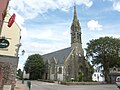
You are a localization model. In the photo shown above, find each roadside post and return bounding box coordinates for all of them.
[27,81,31,90]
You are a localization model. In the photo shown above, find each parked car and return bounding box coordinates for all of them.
[116,76,120,89]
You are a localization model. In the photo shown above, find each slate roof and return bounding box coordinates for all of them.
[42,47,73,64]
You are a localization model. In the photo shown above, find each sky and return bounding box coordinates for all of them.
[8,0,120,70]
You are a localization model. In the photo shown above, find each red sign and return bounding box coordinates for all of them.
[8,13,16,28]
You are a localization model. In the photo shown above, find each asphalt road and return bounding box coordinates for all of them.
[25,81,120,90]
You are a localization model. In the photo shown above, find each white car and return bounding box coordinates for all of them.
[116,76,120,89]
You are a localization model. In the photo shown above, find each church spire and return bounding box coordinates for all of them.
[73,5,77,20]
[71,5,83,55]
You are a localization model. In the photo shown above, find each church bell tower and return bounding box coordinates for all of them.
[64,5,90,81]
[71,5,83,56]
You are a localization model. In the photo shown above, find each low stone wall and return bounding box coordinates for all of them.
[60,81,101,85]
[37,79,54,83]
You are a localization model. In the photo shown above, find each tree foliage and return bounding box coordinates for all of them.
[85,37,120,83]
[17,69,23,79]
[24,54,45,80]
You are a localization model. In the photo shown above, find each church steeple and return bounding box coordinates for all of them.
[71,5,82,46]
[73,5,77,20]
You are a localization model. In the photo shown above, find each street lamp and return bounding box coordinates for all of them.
[22,68,25,84]
[22,50,25,56]
[20,50,25,84]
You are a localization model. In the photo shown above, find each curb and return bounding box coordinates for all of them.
[14,82,29,90]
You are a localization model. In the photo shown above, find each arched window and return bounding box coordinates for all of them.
[58,67,62,74]
[113,67,116,71]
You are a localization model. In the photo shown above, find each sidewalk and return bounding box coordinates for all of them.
[14,81,29,90]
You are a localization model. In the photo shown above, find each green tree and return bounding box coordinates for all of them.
[24,54,45,80]
[17,69,23,79]
[85,37,120,83]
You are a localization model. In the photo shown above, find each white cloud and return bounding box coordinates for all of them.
[87,20,103,31]
[26,41,69,54]
[8,0,93,69]
[31,29,54,40]
[9,0,93,20]
[19,24,70,54]
[75,0,93,8]
[8,0,93,54]
[31,29,69,44]
[8,0,93,48]
[15,22,69,57]
[17,63,24,70]
[113,1,120,12]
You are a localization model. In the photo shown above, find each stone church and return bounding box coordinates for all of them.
[43,6,91,82]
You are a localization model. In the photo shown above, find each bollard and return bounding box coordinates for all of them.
[27,81,31,90]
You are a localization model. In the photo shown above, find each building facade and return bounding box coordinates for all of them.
[0,10,21,89]
[43,6,91,82]
[0,0,9,32]
[92,67,104,82]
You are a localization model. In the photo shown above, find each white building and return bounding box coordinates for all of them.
[92,67,105,82]
[23,71,29,79]
[0,9,21,88]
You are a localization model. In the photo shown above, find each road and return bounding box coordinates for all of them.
[23,81,120,90]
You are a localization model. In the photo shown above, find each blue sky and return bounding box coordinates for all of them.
[9,0,120,69]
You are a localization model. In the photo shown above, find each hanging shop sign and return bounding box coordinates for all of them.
[0,39,9,48]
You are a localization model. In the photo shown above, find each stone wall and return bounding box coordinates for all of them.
[0,55,18,89]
